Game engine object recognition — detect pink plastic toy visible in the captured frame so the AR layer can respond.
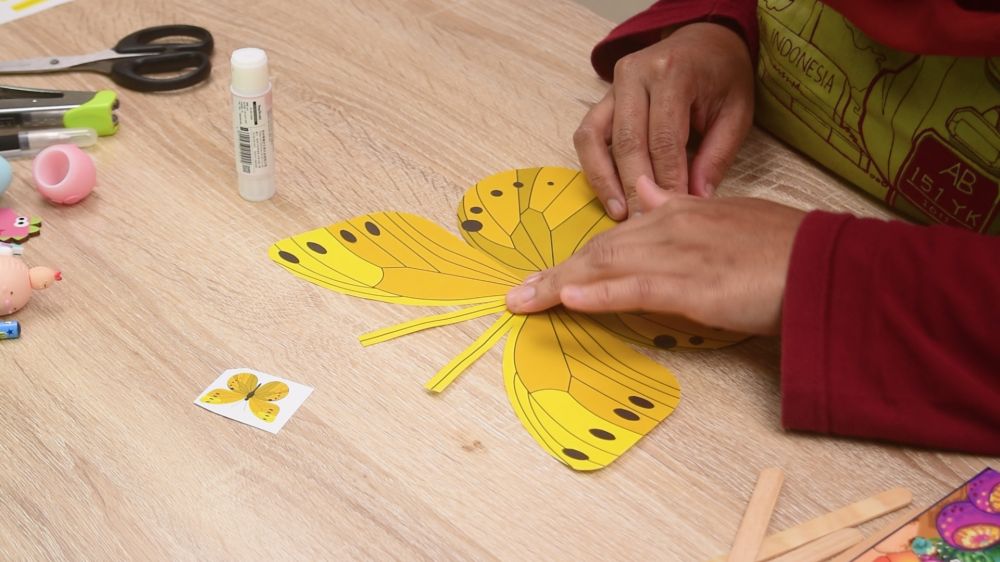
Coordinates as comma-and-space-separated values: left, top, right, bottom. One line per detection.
0, 208, 42, 243
0, 246, 60, 316
32, 144, 96, 205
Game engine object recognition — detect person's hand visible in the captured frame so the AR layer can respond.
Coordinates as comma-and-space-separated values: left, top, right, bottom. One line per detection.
505, 176, 806, 335
574, 22, 755, 220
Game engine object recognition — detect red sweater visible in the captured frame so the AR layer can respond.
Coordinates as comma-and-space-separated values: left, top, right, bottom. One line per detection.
591, 1, 1000, 456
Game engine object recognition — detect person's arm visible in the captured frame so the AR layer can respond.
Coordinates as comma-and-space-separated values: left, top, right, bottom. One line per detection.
505, 176, 1000, 455
781, 212, 1000, 456
590, 0, 759, 82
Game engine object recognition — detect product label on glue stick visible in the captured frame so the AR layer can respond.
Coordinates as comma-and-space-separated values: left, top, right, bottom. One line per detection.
233, 91, 274, 175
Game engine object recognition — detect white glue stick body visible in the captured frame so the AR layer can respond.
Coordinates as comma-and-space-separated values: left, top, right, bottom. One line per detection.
231, 48, 275, 201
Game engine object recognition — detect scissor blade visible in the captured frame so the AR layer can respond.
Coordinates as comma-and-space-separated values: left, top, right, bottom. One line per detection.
0, 49, 133, 74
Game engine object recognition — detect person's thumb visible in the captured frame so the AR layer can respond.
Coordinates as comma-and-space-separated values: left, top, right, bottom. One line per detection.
635, 174, 672, 213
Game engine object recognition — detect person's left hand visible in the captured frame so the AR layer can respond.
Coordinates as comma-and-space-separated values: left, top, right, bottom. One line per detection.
505, 176, 807, 335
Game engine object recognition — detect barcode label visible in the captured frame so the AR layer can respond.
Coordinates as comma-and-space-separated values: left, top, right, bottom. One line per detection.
233, 93, 273, 184
238, 127, 252, 173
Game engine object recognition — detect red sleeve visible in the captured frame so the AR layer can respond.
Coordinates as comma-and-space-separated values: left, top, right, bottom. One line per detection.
823, 0, 1000, 57
590, 0, 758, 82
780, 212, 1000, 456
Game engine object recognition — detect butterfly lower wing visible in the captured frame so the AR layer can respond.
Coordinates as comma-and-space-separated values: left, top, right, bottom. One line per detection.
270, 212, 522, 306
248, 398, 281, 422
248, 381, 288, 422
594, 313, 748, 350
504, 309, 681, 471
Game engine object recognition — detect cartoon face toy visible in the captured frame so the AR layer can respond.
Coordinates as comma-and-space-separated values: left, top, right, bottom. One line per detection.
0, 208, 42, 243
0, 247, 60, 316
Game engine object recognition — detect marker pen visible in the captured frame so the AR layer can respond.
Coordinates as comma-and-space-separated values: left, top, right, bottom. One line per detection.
0, 128, 97, 158
231, 48, 275, 201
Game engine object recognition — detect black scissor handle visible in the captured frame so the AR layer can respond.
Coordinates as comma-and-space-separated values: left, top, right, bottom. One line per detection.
114, 24, 214, 55
110, 51, 211, 92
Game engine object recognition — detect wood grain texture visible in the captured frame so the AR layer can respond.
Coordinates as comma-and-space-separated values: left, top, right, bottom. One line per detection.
0, 0, 994, 559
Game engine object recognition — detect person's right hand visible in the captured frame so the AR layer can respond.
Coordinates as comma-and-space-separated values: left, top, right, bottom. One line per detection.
573, 22, 755, 219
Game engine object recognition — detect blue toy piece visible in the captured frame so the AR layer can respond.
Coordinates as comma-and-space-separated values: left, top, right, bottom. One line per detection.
0, 320, 19, 339
0, 156, 11, 196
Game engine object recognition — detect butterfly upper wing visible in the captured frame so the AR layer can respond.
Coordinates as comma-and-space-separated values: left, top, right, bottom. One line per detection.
458, 167, 615, 275
200, 372, 259, 404
200, 388, 246, 404
270, 212, 522, 306
255, 381, 289, 402
504, 309, 682, 471
228, 373, 259, 394
458, 166, 747, 349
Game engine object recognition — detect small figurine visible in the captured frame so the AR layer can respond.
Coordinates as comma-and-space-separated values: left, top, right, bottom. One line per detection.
0, 208, 42, 243
0, 246, 60, 316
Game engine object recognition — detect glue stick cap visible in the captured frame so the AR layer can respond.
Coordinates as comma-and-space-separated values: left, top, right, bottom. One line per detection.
231, 48, 270, 96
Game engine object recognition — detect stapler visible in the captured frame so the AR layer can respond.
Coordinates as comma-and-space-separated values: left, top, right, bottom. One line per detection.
0, 85, 118, 136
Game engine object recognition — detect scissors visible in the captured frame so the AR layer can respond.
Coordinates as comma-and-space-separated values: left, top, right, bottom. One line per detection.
0, 25, 214, 92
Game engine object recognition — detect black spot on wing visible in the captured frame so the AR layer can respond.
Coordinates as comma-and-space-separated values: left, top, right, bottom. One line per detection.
653, 335, 677, 349
562, 448, 589, 460
589, 429, 615, 441
614, 408, 640, 421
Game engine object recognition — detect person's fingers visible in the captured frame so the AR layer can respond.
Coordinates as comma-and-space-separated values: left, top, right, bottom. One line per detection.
560, 275, 681, 314
574, 91, 627, 220
505, 253, 592, 314
688, 103, 752, 197
647, 79, 692, 194
610, 67, 655, 217
506, 227, 652, 313
635, 174, 672, 212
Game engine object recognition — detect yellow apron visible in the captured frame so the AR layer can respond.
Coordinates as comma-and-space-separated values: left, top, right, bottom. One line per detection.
755, 0, 1000, 234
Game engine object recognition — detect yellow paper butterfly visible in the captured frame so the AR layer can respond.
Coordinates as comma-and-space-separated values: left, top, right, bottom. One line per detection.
269, 167, 745, 470
200, 372, 289, 423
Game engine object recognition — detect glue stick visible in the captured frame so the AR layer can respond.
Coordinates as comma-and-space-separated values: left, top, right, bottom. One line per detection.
231, 48, 275, 201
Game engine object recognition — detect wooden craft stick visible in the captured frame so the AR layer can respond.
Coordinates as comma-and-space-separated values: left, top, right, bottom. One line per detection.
768, 528, 864, 562
828, 508, 922, 562
728, 468, 785, 562
710, 487, 911, 562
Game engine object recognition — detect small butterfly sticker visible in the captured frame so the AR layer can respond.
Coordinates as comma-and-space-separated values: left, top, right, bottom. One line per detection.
195, 368, 313, 433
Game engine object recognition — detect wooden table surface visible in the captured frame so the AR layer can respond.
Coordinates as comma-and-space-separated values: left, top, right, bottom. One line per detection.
0, 0, 993, 559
